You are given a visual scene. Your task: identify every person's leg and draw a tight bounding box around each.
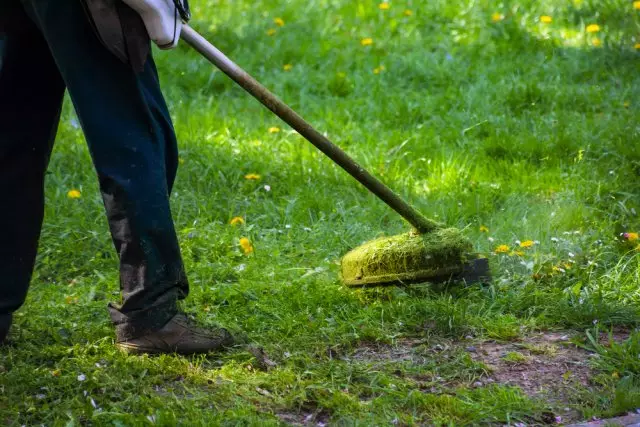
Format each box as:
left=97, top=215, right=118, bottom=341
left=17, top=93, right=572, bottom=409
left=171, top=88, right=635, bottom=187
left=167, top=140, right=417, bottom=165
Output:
left=22, top=0, right=188, bottom=340
left=0, top=4, right=66, bottom=341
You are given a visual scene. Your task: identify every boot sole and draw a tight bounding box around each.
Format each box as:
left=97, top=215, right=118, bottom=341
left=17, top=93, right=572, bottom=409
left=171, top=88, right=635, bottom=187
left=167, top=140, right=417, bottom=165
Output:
left=116, top=342, right=230, bottom=355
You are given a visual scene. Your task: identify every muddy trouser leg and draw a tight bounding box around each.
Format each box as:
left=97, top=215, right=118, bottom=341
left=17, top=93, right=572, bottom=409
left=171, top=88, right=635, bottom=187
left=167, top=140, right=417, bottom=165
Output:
left=21, top=0, right=189, bottom=340
left=0, top=7, right=65, bottom=320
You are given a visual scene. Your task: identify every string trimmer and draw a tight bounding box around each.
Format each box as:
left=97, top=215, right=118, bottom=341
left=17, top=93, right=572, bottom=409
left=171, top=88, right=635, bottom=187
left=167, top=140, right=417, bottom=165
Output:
left=180, top=25, right=491, bottom=287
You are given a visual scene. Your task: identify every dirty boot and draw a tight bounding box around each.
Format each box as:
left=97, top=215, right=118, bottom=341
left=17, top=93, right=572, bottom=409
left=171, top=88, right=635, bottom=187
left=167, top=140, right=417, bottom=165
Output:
left=116, top=313, right=234, bottom=355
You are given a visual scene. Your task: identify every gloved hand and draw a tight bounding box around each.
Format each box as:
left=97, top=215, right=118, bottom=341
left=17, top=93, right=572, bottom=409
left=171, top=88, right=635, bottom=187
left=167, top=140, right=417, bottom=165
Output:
left=120, top=0, right=190, bottom=49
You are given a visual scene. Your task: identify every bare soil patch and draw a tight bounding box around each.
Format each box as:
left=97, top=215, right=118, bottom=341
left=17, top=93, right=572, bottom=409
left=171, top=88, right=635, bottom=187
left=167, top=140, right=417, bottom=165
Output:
left=469, top=332, right=593, bottom=403
left=348, top=331, right=631, bottom=402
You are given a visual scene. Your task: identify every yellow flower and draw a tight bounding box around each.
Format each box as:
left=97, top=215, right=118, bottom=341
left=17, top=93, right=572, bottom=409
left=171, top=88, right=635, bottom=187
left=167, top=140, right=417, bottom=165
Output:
left=244, top=173, right=261, bottom=180
left=283, top=64, right=293, bottom=71
left=479, top=225, right=489, bottom=233
left=634, top=43, right=640, bottom=50
left=404, top=9, right=413, bottom=16
left=379, top=2, right=390, bottom=10
left=540, top=15, right=552, bottom=24
left=239, top=237, right=254, bottom=254
left=520, top=240, right=535, bottom=248
left=274, top=17, right=285, bottom=27
left=268, top=126, right=281, bottom=133
left=624, top=101, right=631, bottom=108
left=624, top=232, right=639, bottom=241
left=67, top=189, right=81, bottom=199
left=266, top=28, right=277, bottom=36
left=361, top=37, right=373, bottom=46
left=634, top=1, right=640, bottom=10
left=586, top=24, right=600, bottom=33
left=230, top=217, right=245, bottom=226
left=592, top=37, right=602, bottom=47
left=491, top=12, right=504, bottom=23
left=51, top=369, right=61, bottom=377
left=373, top=65, right=386, bottom=74
left=495, top=244, right=510, bottom=254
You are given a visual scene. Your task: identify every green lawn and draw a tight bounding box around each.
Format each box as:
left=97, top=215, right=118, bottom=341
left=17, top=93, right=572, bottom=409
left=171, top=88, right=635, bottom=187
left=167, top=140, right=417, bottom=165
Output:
left=3, top=0, right=640, bottom=425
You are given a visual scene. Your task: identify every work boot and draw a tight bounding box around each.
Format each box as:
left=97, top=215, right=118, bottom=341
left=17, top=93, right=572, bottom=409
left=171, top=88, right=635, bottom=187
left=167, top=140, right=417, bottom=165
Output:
left=0, top=314, right=11, bottom=344
left=116, top=313, right=234, bottom=355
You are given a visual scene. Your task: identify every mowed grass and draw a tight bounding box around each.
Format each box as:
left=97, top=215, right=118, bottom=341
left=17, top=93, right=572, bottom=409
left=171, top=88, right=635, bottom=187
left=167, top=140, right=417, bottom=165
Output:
left=2, top=0, right=640, bottom=424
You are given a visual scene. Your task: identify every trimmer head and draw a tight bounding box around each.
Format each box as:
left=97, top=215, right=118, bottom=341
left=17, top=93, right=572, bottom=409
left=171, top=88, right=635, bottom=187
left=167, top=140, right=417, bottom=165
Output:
left=340, top=228, right=491, bottom=287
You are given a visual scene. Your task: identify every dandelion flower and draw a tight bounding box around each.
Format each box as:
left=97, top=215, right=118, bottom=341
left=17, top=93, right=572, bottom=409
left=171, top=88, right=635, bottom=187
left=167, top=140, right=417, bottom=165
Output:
left=268, top=126, right=281, bottom=133
left=623, top=232, right=639, bottom=241
left=283, top=64, right=293, bottom=71
left=540, top=15, right=552, bottom=24
left=373, top=65, right=386, bottom=74
left=67, top=189, right=81, bottom=199
left=634, top=1, right=640, bottom=10
left=274, top=17, right=285, bottom=27
left=239, top=237, right=254, bottom=254
left=586, top=24, right=600, bottom=33
left=592, top=37, right=602, bottom=47
left=491, top=12, right=504, bottom=23
left=361, top=37, right=373, bottom=46
left=379, top=2, right=390, bottom=10
left=520, top=240, right=535, bottom=248
left=244, top=173, right=261, bottom=180
left=266, top=28, right=277, bottom=36
left=404, top=9, right=413, bottom=16
left=230, top=217, right=245, bottom=226
left=634, top=43, right=640, bottom=50
left=479, top=225, right=489, bottom=233
left=495, top=244, right=510, bottom=254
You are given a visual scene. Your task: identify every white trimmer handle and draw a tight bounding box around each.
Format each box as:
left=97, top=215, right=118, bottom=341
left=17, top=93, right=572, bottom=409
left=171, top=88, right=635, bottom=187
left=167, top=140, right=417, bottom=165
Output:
left=121, top=0, right=185, bottom=49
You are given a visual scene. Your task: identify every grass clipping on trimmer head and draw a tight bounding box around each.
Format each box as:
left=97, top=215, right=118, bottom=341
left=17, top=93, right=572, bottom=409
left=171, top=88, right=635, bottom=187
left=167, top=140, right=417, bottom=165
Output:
left=341, top=228, right=478, bottom=287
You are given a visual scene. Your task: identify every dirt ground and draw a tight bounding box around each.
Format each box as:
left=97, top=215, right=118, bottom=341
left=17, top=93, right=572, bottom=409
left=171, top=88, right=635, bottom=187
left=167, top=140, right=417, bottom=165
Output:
left=276, top=330, right=632, bottom=425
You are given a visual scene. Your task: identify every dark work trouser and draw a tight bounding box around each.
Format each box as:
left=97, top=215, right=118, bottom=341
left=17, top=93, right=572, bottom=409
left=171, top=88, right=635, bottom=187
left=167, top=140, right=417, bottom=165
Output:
left=0, top=0, right=189, bottom=340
